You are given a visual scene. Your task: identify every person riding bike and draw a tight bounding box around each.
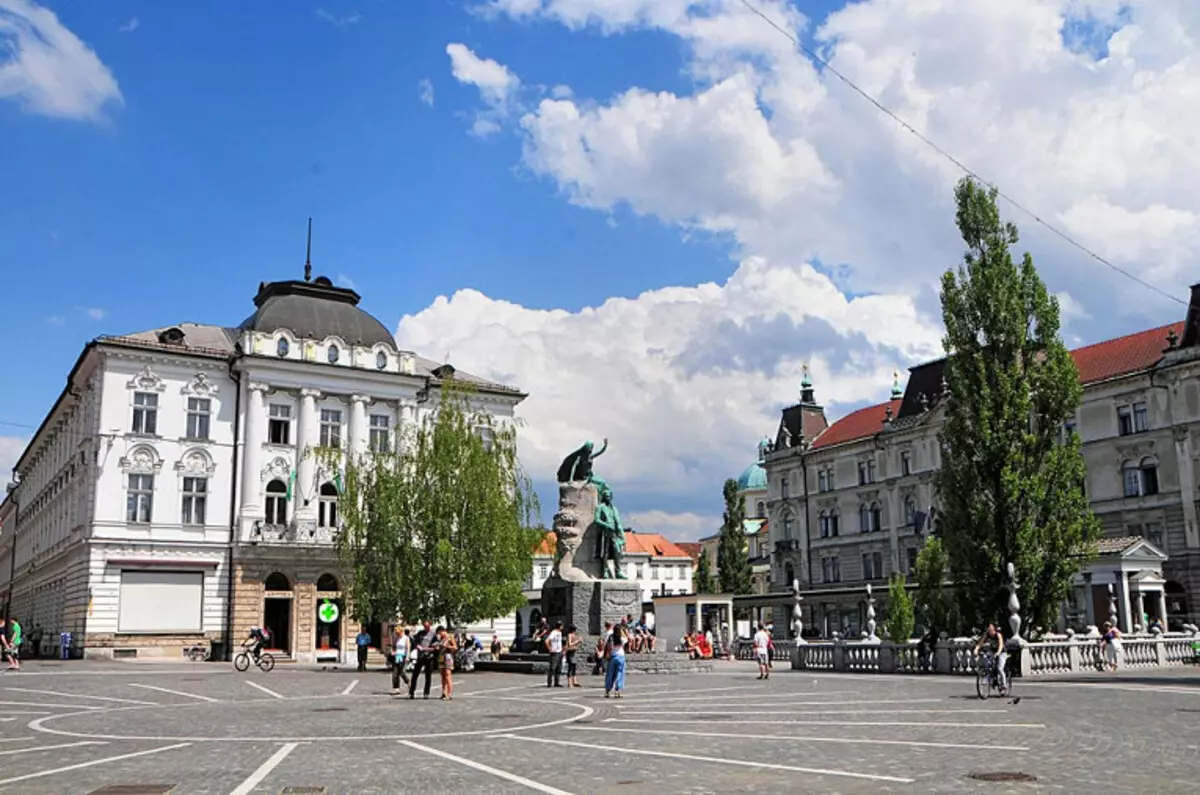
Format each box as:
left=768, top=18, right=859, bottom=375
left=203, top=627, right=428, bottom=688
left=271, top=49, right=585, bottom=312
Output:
left=974, top=622, right=1008, bottom=695
left=246, top=626, right=271, bottom=661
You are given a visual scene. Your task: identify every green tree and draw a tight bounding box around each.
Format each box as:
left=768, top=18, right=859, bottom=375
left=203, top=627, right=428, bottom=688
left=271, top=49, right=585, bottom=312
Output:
left=885, top=574, right=916, bottom=644
left=693, top=548, right=715, bottom=594
left=717, top=478, right=752, bottom=595
left=912, top=537, right=956, bottom=633
left=329, top=380, right=540, bottom=627
left=936, top=177, right=1099, bottom=631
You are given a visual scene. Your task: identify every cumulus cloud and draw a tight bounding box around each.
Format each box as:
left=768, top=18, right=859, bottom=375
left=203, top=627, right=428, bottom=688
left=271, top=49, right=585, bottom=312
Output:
left=446, top=42, right=520, bottom=137
left=628, top=509, right=721, bottom=542
left=0, top=0, right=122, bottom=120
left=426, top=0, right=1200, bottom=524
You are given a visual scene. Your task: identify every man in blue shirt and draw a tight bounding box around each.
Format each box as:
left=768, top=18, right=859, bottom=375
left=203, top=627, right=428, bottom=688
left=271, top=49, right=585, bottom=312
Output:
left=355, top=626, right=372, bottom=671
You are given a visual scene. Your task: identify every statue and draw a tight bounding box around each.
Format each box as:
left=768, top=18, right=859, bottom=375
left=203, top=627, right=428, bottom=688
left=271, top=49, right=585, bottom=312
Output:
left=594, top=483, right=627, bottom=579
left=556, top=438, right=609, bottom=490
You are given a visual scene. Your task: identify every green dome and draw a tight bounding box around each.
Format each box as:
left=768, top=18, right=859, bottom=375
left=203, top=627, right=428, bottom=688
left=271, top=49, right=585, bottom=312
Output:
left=737, top=461, right=768, bottom=491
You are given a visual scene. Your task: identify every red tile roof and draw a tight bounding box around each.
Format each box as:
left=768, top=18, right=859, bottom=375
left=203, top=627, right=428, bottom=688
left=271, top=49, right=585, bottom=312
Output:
left=675, top=542, right=704, bottom=562
left=533, top=531, right=691, bottom=559
left=811, top=399, right=901, bottom=450
left=812, top=321, right=1182, bottom=451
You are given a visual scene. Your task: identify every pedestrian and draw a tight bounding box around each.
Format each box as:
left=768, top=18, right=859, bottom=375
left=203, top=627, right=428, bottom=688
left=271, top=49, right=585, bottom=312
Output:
left=4, top=618, right=21, bottom=671
left=439, top=626, right=458, bottom=701
left=408, top=620, right=437, bottom=700
left=565, top=624, right=582, bottom=688
left=593, top=621, right=613, bottom=676
left=391, top=627, right=411, bottom=695
left=490, top=633, right=503, bottom=658
left=545, top=621, right=564, bottom=688
left=1100, top=621, right=1123, bottom=670
left=753, top=622, right=770, bottom=680
left=604, top=623, right=627, bottom=698
left=355, top=626, right=371, bottom=672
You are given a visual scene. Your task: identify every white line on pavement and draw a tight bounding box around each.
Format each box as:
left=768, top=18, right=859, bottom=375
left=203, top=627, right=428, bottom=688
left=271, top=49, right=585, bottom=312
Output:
left=244, top=680, right=285, bottom=699
left=462, top=684, right=555, bottom=697
left=0, top=741, right=107, bottom=757
left=5, top=687, right=157, bottom=706
left=0, top=742, right=192, bottom=788
left=229, top=742, right=301, bottom=795
left=0, top=699, right=101, bottom=711
left=341, top=680, right=359, bottom=696
left=0, top=739, right=36, bottom=743
left=399, top=740, right=575, bottom=794
left=616, top=708, right=1007, bottom=716
left=566, top=726, right=1029, bottom=752
left=1017, top=681, right=1200, bottom=696
left=0, top=711, right=50, bottom=716
left=545, top=685, right=767, bottom=700
left=616, top=698, right=946, bottom=709
left=129, top=683, right=218, bottom=702
left=605, top=718, right=1045, bottom=728
left=603, top=690, right=855, bottom=704
left=497, top=734, right=915, bottom=784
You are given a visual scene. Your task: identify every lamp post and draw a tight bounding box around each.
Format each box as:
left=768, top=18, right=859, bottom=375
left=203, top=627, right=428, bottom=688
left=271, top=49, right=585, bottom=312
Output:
left=3, top=477, right=19, bottom=628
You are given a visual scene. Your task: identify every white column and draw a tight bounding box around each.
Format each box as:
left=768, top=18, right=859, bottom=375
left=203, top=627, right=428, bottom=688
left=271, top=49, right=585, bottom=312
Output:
left=240, top=382, right=269, bottom=518
left=296, top=388, right=321, bottom=515
left=1134, top=590, right=1146, bottom=630
left=350, top=395, right=369, bottom=456
left=1157, top=590, right=1168, bottom=624
left=1118, top=571, right=1133, bottom=633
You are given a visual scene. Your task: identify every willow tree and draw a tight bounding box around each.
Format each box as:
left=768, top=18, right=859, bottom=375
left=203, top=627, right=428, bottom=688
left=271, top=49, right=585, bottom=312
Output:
left=332, top=380, right=539, bottom=626
left=936, top=178, right=1098, bottom=632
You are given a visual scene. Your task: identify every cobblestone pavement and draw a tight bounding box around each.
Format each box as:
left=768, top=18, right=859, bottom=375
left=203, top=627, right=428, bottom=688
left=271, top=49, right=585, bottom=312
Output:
left=0, top=659, right=1196, bottom=793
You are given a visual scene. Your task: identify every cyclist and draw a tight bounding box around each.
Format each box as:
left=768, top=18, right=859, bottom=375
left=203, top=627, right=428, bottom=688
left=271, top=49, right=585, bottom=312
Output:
left=247, top=626, right=271, bottom=661
left=974, top=622, right=1007, bottom=695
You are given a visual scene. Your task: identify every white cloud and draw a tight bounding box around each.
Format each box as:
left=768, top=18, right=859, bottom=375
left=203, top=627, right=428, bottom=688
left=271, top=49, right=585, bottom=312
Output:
left=82, top=307, right=105, bottom=320
left=427, top=0, right=1200, bottom=519
left=628, top=510, right=720, bottom=542
left=118, top=16, right=138, bottom=33
left=0, top=0, right=122, bottom=119
left=418, top=77, right=435, bottom=106
left=446, top=43, right=519, bottom=105
left=0, top=436, right=28, bottom=483
left=316, top=9, right=360, bottom=27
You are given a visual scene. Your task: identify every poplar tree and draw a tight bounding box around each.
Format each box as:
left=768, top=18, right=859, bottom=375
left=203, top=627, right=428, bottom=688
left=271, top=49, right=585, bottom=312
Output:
left=717, top=478, right=752, bottom=595
left=936, top=178, right=1098, bottom=631
left=331, top=380, right=539, bottom=626
left=693, top=548, right=715, bottom=594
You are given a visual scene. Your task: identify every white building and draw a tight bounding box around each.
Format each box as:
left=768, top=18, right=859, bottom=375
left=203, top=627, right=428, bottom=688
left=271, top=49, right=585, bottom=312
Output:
left=0, top=270, right=523, bottom=661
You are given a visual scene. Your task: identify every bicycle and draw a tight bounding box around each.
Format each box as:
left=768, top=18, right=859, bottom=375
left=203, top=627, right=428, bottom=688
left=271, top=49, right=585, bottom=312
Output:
left=234, top=639, right=276, bottom=672
left=182, top=644, right=210, bottom=662
left=975, top=651, right=1012, bottom=699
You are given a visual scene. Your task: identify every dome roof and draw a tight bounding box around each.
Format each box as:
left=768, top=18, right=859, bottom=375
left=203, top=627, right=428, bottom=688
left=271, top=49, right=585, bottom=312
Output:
left=239, top=277, right=395, bottom=348
left=737, top=461, right=767, bottom=491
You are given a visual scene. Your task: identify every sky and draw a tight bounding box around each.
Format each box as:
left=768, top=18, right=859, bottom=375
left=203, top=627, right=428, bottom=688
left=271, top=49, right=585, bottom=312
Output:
left=2, top=0, right=1198, bottom=540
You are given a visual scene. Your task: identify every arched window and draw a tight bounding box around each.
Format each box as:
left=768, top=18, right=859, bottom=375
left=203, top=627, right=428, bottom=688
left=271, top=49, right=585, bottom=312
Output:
left=859, top=503, right=871, bottom=533
left=318, top=482, right=339, bottom=528
left=829, top=509, right=839, bottom=537
left=375, top=350, right=387, bottom=370
left=783, top=514, right=794, bottom=540
left=316, top=573, right=339, bottom=592
left=265, top=479, right=288, bottom=526
left=264, top=572, right=291, bottom=591
left=819, top=510, right=829, bottom=538
left=904, top=495, right=916, bottom=526
left=871, top=502, right=882, bottom=532
left=756, top=501, right=766, bottom=518
left=1139, top=457, right=1159, bottom=496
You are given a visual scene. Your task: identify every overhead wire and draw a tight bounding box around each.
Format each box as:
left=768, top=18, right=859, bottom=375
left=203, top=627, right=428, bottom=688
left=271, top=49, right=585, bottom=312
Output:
left=737, top=0, right=1184, bottom=305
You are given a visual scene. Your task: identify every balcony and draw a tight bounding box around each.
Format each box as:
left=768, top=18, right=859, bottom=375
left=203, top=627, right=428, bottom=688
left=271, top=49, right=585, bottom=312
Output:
left=248, top=519, right=338, bottom=546
left=775, top=538, right=802, bottom=553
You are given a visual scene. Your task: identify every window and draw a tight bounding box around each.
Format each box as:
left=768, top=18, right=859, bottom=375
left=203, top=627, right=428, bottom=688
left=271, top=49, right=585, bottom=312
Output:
left=320, top=409, right=342, bottom=448
left=904, top=495, right=916, bottom=526
left=327, top=345, right=340, bottom=364
left=185, top=397, right=211, bottom=440
left=783, top=515, right=794, bottom=539
left=276, top=338, right=289, bottom=357
left=1123, top=458, right=1160, bottom=497
left=268, top=405, right=291, bottom=445
left=678, top=564, right=687, bottom=579
left=858, top=459, right=876, bottom=485
left=828, top=509, right=839, bottom=537
left=756, top=500, right=765, bottom=518
left=318, top=482, right=339, bottom=528
left=369, top=415, right=391, bottom=453
left=860, top=502, right=881, bottom=532
left=636, top=564, right=644, bottom=579
left=1117, top=402, right=1148, bottom=435
left=781, top=477, right=789, bottom=499
left=818, top=470, right=828, bottom=492
left=900, top=450, right=911, bottom=476
left=1133, top=402, right=1149, bottom=432
left=132, top=392, right=158, bottom=435
left=821, top=556, right=841, bottom=584
left=665, top=566, right=674, bottom=580
left=376, top=350, right=387, bottom=370
left=906, top=546, right=918, bottom=573
left=1133, top=522, right=1165, bottom=549
left=537, top=564, right=550, bottom=579
left=126, top=473, right=154, bottom=523
left=477, top=425, right=495, bottom=452
left=862, top=552, right=883, bottom=580
left=265, top=479, right=288, bottom=525
left=181, top=476, right=207, bottom=525
left=871, top=502, right=882, bottom=531
left=650, top=564, right=660, bottom=579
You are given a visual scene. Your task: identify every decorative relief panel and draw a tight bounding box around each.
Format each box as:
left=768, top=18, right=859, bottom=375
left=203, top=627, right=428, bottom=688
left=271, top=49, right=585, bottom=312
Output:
left=126, top=366, right=166, bottom=392
left=181, top=372, right=220, bottom=397
left=262, top=457, right=291, bottom=481
left=176, top=449, right=217, bottom=476
left=119, top=444, right=162, bottom=473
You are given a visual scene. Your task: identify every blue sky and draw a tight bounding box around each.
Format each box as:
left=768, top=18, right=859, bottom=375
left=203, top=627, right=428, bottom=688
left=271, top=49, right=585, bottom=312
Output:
left=2, top=1, right=1194, bottom=538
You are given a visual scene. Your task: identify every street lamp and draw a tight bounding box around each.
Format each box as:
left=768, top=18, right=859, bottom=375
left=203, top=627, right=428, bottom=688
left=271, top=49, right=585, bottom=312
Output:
left=3, top=475, right=19, bottom=627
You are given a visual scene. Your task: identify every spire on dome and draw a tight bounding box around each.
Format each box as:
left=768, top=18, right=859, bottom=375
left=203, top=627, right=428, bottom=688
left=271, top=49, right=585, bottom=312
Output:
left=890, top=370, right=903, bottom=400
left=800, top=364, right=816, bottom=404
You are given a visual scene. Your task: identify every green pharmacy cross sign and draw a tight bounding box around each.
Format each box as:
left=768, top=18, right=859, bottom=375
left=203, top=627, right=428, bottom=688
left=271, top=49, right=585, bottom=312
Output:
left=318, top=600, right=339, bottom=624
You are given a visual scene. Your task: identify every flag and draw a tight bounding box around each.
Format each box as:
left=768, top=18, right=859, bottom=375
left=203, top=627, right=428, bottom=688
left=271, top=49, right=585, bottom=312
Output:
left=333, top=472, right=344, bottom=494
left=286, top=469, right=296, bottom=502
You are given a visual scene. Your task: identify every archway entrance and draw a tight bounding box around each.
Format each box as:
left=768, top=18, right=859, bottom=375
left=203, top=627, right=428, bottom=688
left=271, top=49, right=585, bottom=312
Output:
left=263, top=572, right=293, bottom=655
left=315, top=574, right=342, bottom=662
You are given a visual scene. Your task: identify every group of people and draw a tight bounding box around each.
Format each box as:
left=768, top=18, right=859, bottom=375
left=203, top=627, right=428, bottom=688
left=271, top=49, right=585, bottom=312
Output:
left=389, top=621, right=462, bottom=700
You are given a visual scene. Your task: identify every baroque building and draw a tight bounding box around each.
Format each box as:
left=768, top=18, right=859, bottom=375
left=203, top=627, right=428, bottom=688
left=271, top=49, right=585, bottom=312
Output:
left=0, top=271, right=523, bottom=661
left=765, top=286, right=1200, bottom=637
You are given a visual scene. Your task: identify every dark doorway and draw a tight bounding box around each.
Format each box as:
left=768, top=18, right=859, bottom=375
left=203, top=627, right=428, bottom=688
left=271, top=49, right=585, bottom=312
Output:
left=367, top=622, right=383, bottom=650
left=315, top=598, right=342, bottom=655
left=263, top=598, right=292, bottom=654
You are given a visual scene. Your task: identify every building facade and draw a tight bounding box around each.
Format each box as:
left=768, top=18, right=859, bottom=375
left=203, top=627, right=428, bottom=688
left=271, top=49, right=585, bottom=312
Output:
left=765, top=287, right=1200, bottom=637
left=0, top=272, right=523, bottom=661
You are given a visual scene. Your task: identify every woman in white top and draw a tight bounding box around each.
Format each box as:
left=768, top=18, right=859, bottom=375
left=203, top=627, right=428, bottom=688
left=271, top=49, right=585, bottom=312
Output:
left=391, top=627, right=411, bottom=694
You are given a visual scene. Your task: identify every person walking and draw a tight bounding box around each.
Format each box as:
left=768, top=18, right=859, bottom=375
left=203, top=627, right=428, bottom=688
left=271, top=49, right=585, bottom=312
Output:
left=391, top=627, right=411, bottom=694
left=604, top=623, right=627, bottom=698
left=565, top=624, right=582, bottom=688
left=355, top=626, right=371, bottom=672
left=439, top=627, right=458, bottom=701
left=753, top=622, right=771, bottom=680
left=408, top=620, right=437, bottom=700
left=4, top=618, right=21, bottom=671
left=545, top=621, right=565, bottom=688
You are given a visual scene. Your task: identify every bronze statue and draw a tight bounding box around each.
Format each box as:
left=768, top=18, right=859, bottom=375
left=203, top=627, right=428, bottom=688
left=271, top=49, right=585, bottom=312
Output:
left=556, top=438, right=608, bottom=488
left=594, top=483, right=627, bottom=579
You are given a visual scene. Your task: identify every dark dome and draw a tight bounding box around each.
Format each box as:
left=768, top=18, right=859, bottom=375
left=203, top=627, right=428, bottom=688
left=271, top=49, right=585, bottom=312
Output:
left=239, top=278, right=395, bottom=348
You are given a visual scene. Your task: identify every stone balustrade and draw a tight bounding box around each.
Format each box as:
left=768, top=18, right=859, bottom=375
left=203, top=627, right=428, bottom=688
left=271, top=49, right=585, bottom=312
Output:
left=791, top=630, right=1200, bottom=676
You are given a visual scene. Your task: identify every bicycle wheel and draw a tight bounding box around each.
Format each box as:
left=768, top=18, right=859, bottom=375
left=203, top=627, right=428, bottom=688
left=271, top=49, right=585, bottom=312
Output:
left=258, top=653, right=276, bottom=672
left=975, top=667, right=989, bottom=699
left=234, top=652, right=251, bottom=672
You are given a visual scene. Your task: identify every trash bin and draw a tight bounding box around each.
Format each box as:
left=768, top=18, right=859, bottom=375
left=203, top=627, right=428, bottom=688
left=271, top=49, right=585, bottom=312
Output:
left=59, top=632, right=72, bottom=661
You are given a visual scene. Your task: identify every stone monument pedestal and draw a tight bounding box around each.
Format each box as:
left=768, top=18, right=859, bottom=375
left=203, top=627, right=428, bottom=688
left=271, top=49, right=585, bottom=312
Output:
left=541, top=578, right=642, bottom=636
